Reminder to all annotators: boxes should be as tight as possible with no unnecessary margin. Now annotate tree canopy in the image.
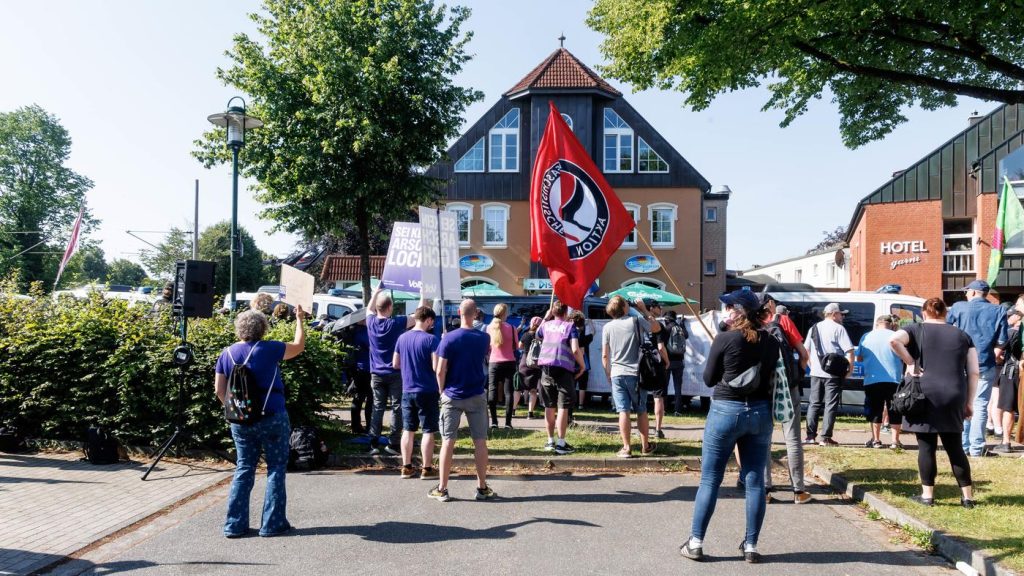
[106,258,147,286]
[588,0,1024,148]
[193,0,481,301]
[0,105,94,290]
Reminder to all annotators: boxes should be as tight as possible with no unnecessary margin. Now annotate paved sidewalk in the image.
[0,451,231,576]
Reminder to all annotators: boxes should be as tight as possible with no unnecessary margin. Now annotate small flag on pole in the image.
[987,176,1024,286]
[54,205,85,289]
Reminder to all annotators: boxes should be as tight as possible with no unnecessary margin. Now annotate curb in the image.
[812,466,1016,576]
[328,453,703,471]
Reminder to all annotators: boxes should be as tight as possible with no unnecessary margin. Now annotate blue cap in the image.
[966,279,990,293]
[719,289,763,314]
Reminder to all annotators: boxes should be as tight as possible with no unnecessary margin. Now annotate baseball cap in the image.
[775,304,789,315]
[823,303,849,315]
[719,289,763,314]
[966,279,990,292]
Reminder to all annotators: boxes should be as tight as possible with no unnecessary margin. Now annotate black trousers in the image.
[488,361,517,426]
[348,369,372,433]
[916,432,972,488]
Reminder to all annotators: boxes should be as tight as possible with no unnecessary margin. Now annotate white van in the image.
[767,290,925,407]
[310,294,363,321]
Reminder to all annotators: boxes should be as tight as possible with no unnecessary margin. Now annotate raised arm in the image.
[283,305,307,360]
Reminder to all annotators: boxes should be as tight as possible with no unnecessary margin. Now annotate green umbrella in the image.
[603,283,697,306]
[461,283,512,297]
[342,278,420,302]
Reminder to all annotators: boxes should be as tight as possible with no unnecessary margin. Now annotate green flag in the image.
[987,176,1024,286]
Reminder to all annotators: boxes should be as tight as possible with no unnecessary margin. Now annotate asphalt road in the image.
[53,471,956,576]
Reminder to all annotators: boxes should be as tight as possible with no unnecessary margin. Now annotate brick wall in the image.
[849,200,944,297]
[701,196,728,309]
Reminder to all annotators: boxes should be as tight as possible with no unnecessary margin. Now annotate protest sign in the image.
[279,264,314,312]
[381,222,422,293]
[419,206,461,301]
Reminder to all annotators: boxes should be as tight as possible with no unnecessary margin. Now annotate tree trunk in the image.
[356,197,371,306]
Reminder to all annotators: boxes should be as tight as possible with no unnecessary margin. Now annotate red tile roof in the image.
[505,48,621,97]
[321,255,386,282]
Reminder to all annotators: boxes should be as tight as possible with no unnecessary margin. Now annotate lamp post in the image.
[207,97,262,311]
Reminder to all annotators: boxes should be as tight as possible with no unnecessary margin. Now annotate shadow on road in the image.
[288,517,599,543]
[494,484,697,504]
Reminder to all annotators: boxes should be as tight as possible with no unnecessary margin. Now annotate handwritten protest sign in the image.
[279,264,314,312]
[419,207,461,301]
[381,222,422,293]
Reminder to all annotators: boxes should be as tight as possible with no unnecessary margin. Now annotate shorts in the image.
[519,367,542,391]
[863,382,898,424]
[996,372,1019,412]
[439,393,489,440]
[576,370,590,392]
[401,391,440,433]
[541,366,575,409]
[650,369,670,398]
[611,375,648,413]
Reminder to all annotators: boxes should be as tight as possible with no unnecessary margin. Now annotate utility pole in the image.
[193,179,199,260]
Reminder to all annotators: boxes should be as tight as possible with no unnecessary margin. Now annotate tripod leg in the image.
[141,426,181,481]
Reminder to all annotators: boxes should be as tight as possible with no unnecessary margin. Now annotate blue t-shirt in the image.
[395,329,439,394]
[215,340,287,415]
[436,328,490,399]
[352,325,370,372]
[947,297,1008,371]
[367,314,408,375]
[856,328,903,385]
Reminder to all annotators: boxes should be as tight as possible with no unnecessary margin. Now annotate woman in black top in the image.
[890,297,979,508]
[516,316,543,419]
[681,290,779,564]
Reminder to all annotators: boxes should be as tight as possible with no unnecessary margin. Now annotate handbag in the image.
[892,324,928,418]
[635,317,665,391]
[811,324,850,377]
[525,333,543,368]
[771,352,795,423]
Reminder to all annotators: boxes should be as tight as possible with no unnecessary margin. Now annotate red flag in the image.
[54,205,84,288]
[530,101,635,309]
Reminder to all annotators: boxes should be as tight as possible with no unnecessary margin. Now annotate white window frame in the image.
[453,137,485,173]
[603,108,633,173]
[704,259,717,276]
[704,206,718,222]
[812,264,819,277]
[826,262,837,282]
[461,276,498,288]
[560,113,573,131]
[481,202,510,248]
[445,202,472,247]
[943,232,976,273]
[637,136,669,173]
[794,269,803,283]
[648,203,677,249]
[621,202,640,249]
[774,273,782,282]
[622,277,666,289]
[488,109,519,173]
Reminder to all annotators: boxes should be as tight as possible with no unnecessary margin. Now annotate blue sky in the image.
[0,0,988,270]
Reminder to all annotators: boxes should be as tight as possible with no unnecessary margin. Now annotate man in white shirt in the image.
[804,303,854,446]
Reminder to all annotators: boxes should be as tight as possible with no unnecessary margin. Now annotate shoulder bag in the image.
[811,324,850,377]
[635,317,665,391]
[771,351,795,423]
[891,324,927,418]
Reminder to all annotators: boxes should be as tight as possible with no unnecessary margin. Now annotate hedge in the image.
[0,286,346,450]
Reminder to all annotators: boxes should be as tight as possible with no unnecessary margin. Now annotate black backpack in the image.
[288,426,329,471]
[765,318,800,384]
[85,426,120,464]
[666,322,689,357]
[223,343,275,425]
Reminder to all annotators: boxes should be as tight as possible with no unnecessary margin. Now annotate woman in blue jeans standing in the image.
[215,306,307,538]
[681,290,779,563]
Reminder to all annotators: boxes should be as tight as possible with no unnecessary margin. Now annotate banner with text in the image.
[418,206,461,301]
[381,222,422,293]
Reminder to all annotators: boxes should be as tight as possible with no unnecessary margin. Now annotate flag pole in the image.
[435,206,446,332]
[635,229,713,338]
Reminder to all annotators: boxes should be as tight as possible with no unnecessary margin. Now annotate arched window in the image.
[648,202,677,248]
[445,202,472,246]
[620,202,640,249]
[489,109,519,172]
[622,277,666,289]
[461,277,498,288]
[560,113,573,131]
[481,202,510,247]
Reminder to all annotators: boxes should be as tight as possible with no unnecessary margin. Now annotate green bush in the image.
[0,286,346,449]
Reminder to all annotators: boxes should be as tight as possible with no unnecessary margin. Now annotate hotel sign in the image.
[880,240,928,270]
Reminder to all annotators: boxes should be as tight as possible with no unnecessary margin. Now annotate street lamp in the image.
[207,97,262,311]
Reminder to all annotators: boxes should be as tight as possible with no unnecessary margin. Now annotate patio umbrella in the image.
[461,284,512,297]
[603,283,697,306]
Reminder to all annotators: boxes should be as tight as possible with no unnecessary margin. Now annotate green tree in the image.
[0,105,94,289]
[588,1,1024,148]
[106,258,147,286]
[78,245,108,282]
[809,226,847,253]
[139,226,192,280]
[196,221,272,294]
[193,0,481,302]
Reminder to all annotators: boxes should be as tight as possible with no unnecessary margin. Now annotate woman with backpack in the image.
[215,306,307,538]
[517,316,544,419]
[487,303,519,429]
[680,290,779,564]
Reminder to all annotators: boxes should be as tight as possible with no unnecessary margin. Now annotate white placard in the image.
[279,263,314,313]
[418,206,461,301]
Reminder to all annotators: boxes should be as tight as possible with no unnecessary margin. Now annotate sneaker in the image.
[543,439,556,452]
[368,446,381,456]
[794,491,812,504]
[616,448,632,458]
[865,439,883,449]
[912,495,934,507]
[420,466,438,480]
[991,443,1012,453]
[504,425,514,431]
[400,464,416,479]
[527,412,535,420]
[428,486,450,502]
[554,442,576,455]
[739,541,761,563]
[994,427,1004,436]
[490,424,498,431]
[680,538,704,561]
[881,424,891,433]
[890,441,905,450]
[985,425,996,436]
[819,438,839,447]
[383,445,400,456]
[475,485,497,500]
[961,498,976,509]
[641,444,657,456]
[656,429,666,439]
[802,437,817,446]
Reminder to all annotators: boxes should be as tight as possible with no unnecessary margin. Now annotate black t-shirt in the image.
[703,329,779,402]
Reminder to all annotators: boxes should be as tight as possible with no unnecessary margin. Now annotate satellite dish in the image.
[835,249,846,269]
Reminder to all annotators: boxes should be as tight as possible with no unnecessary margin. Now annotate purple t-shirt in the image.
[395,329,439,394]
[215,340,287,415]
[537,318,579,371]
[367,314,408,375]
[436,328,490,399]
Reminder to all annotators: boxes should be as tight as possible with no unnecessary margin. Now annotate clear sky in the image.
[0,0,988,270]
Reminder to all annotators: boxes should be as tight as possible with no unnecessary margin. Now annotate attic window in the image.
[638,137,668,173]
[454,137,484,172]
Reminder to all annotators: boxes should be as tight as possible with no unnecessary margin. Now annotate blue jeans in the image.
[963,366,996,456]
[691,399,774,545]
[225,411,291,537]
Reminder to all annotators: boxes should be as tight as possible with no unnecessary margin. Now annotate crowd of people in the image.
[211,279,1019,563]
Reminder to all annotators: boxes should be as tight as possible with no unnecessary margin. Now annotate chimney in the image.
[968,110,982,126]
